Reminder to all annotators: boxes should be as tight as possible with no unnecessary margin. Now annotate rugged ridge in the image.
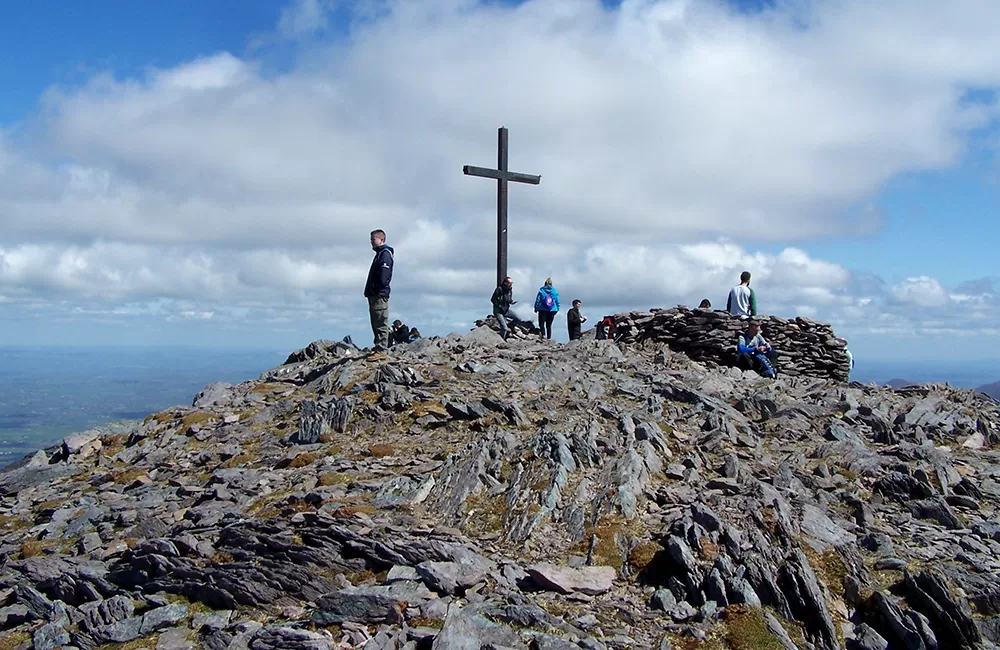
[0,328,999,650]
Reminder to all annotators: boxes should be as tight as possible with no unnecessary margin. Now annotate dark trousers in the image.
[736,349,777,376]
[538,311,556,339]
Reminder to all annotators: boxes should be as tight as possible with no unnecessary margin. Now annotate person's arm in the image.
[553,289,560,311]
[749,288,757,316]
[534,292,542,312]
[737,335,756,354]
[568,309,580,325]
[727,290,733,313]
[491,287,501,308]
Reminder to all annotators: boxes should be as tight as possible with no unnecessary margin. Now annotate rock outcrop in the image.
[610,307,852,381]
[0,331,999,650]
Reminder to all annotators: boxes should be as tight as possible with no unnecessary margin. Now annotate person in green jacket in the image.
[491,277,516,340]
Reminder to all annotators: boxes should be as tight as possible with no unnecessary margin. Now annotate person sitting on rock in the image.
[595,315,615,341]
[698,298,712,309]
[534,278,560,340]
[391,320,410,346]
[736,320,777,378]
[408,327,422,342]
[727,271,757,318]
[567,299,587,340]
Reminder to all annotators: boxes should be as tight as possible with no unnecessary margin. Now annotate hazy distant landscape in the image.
[1,345,998,469]
[0,346,285,467]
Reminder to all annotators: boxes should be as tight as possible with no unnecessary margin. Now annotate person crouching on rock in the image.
[391,320,410,346]
[491,277,516,340]
[567,299,587,340]
[736,320,777,378]
[408,327,422,342]
[534,278,560,340]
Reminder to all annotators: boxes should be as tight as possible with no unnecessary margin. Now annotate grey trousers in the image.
[368,296,390,350]
[494,311,509,338]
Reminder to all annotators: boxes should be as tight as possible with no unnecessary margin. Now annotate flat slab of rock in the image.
[527,563,616,595]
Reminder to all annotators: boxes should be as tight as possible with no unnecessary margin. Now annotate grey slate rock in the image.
[141,604,190,635]
[907,499,963,529]
[846,624,888,650]
[432,604,525,650]
[250,627,335,650]
[33,622,71,650]
[417,560,489,595]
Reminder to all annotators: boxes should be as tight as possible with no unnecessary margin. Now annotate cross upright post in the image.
[463,127,541,289]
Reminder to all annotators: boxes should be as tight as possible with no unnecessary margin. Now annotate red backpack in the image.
[596,316,615,340]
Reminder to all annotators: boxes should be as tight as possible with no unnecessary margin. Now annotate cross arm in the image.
[463,165,541,185]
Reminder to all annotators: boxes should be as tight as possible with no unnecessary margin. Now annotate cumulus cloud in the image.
[1,0,1000,344]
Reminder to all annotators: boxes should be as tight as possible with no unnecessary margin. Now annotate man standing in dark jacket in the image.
[364,229,394,350]
[567,299,587,340]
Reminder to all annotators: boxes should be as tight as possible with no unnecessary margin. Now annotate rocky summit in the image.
[1,326,1000,650]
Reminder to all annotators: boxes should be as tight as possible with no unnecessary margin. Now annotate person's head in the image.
[544,277,553,286]
[370,229,386,249]
[503,276,513,288]
[410,328,420,337]
[740,271,751,285]
[698,299,711,309]
[572,299,582,309]
[747,320,761,335]
[393,319,402,329]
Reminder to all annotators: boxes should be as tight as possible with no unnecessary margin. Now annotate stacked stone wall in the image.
[612,307,851,381]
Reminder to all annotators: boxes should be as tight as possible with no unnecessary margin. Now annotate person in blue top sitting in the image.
[534,277,560,340]
[736,320,777,378]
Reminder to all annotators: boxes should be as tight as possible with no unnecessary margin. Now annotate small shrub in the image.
[368,444,395,458]
[289,452,318,468]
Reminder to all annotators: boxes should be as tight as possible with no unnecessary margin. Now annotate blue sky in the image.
[1,0,1000,361]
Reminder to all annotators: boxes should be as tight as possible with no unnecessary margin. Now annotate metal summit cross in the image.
[463,126,541,288]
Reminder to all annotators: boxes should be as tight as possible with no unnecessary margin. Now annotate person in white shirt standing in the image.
[727,271,758,318]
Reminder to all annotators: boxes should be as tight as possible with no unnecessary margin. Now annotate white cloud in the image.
[891,276,952,308]
[1,0,1000,346]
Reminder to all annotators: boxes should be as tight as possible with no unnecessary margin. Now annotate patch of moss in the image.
[367,444,395,458]
[289,452,318,468]
[19,539,59,559]
[627,541,662,574]
[219,453,255,469]
[463,493,510,537]
[407,617,444,629]
[249,382,288,395]
[180,411,216,429]
[317,472,353,486]
[210,551,236,565]
[698,537,722,562]
[0,513,30,532]
[802,546,848,596]
[0,630,32,650]
[143,411,175,425]
[330,504,376,518]
[572,515,645,570]
[722,605,786,650]
[109,468,147,484]
[102,433,128,455]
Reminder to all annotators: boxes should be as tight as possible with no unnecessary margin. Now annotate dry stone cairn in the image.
[610,307,852,381]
